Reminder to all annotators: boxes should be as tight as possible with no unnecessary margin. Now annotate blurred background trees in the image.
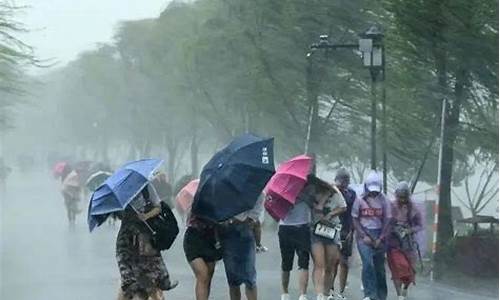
[3,0,498,270]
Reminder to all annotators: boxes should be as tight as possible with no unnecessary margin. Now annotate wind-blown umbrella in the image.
[191,133,275,221]
[175,179,199,213]
[87,158,163,231]
[264,154,313,220]
[85,171,112,192]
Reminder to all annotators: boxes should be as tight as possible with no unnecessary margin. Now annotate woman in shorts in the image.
[183,214,222,300]
[309,176,346,300]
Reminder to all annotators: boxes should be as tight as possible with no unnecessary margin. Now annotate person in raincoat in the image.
[116,184,177,300]
[309,175,346,300]
[330,168,357,300]
[387,182,423,300]
[352,171,391,300]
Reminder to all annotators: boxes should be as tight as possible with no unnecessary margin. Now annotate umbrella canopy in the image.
[265,154,313,204]
[88,158,163,231]
[175,179,199,213]
[264,155,312,220]
[52,161,68,178]
[85,171,112,192]
[192,133,275,221]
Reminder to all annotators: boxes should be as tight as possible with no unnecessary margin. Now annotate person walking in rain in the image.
[116,184,177,300]
[352,171,391,300]
[183,212,222,300]
[218,192,265,300]
[329,168,357,300]
[309,176,346,300]
[387,182,423,300]
[61,166,83,225]
[278,181,314,300]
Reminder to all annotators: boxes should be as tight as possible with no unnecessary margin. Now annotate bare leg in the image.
[189,258,216,300]
[298,269,309,296]
[338,262,349,293]
[245,285,258,300]
[117,288,126,300]
[281,271,290,294]
[148,289,164,300]
[253,222,262,247]
[331,253,341,293]
[393,279,402,296]
[324,245,339,295]
[229,286,241,300]
[311,243,326,296]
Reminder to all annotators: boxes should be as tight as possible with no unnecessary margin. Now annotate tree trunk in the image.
[165,136,178,183]
[435,68,467,277]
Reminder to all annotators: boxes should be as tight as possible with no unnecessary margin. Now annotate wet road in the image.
[1,170,498,300]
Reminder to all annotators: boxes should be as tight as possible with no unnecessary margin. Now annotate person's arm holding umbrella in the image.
[137,185,162,221]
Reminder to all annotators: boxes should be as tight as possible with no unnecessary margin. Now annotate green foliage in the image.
[30,0,498,185]
[0,3,39,131]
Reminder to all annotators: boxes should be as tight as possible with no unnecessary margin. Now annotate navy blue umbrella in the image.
[192,133,275,221]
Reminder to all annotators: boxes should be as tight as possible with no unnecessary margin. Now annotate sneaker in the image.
[298,295,309,300]
[257,245,269,253]
[398,296,406,300]
[316,294,326,300]
[335,293,346,300]
[281,294,290,300]
[362,298,371,300]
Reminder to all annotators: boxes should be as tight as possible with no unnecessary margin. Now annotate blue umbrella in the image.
[191,133,275,221]
[88,158,163,231]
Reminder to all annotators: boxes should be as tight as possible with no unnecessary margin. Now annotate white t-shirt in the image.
[279,201,312,226]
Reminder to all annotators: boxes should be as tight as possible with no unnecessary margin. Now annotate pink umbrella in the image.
[175,179,199,213]
[265,155,313,220]
[52,161,68,178]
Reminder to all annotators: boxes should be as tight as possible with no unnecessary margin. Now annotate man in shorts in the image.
[279,187,313,300]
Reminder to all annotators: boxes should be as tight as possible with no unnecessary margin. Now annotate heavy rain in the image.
[0,1,498,300]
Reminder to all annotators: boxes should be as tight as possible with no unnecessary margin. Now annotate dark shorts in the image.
[278,224,311,271]
[183,226,222,263]
[220,223,257,288]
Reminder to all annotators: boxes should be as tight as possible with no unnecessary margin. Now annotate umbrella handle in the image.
[130,205,156,235]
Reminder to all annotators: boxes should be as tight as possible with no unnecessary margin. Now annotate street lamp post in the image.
[307,26,386,189]
[359,26,384,174]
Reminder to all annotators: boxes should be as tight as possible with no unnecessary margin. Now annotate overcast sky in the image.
[17,0,170,72]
